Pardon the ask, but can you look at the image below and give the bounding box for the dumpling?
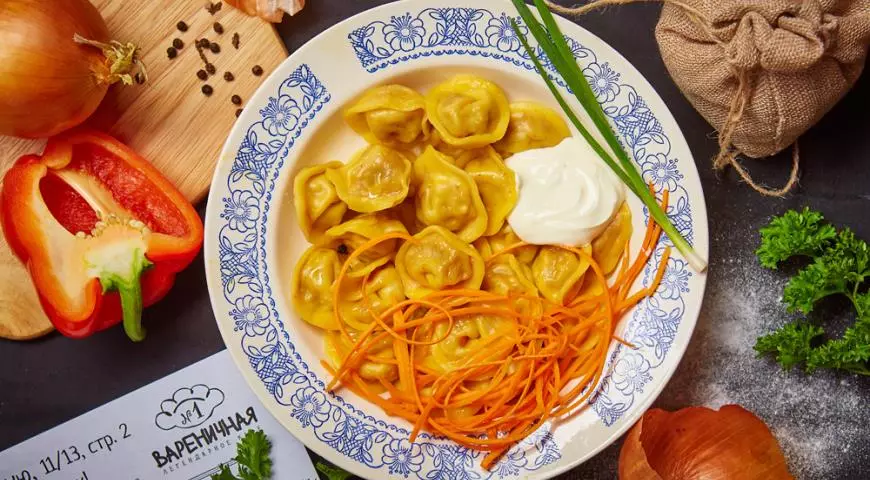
[323,213,408,275]
[532,245,593,305]
[293,162,348,243]
[455,147,517,236]
[428,128,469,160]
[574,270,606,304]
[388,198,422,235]
[473,224,538,265]
[395,226,485,299]
[416,315,516,375]
[425,74,510,148]
[337,265,406,331]
[292,246,341,330]
[324,213,408,255]
[592,202,633,275]
[325,330,398,384]
[344,85,428,147]
[445,403,483,423]
[494,102,571,154]
[326,145,412,213]
[413,146,487,243]
[482,254,538,297]
[396,141,427,161]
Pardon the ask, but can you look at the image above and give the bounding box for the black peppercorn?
[224,72,235,82]
[177,21,189,32]
[199,38,211,49]
[231,95,242,105]
[232,33,240,49]
[197,69,208,80]
[172,38,184,49]
[206,63,216,75]
[210,43,221,54]
[252,65,263,76]
[337,244,349,255]
[166,47,177,59]
[235,108,243,118]
[202,84,213,96]
[214,22,224,34]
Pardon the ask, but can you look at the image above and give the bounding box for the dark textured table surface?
[2,1,869,479]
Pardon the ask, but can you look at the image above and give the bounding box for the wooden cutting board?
[0,0,287,340]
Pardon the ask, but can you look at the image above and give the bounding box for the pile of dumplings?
[291,74,632,385]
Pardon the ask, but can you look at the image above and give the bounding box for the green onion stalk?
[510,0,707,272]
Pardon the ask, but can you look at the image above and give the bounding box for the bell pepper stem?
[97,248,151,342]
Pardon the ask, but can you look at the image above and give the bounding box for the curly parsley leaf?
[211,429,273,480]
[756,209,870,375]
[236,429,272,480]
[782,229,870,315]
[213,465,239,480]
[807,294,870,375]
[754,322,824,370]
[315,461,354,480]
[756,207,837,269]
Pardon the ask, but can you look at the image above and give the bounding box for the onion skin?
[619,416,659,480]
[619,405,793,480]
[0,0,111,138]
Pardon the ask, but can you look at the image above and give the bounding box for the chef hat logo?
[155,384,226,431]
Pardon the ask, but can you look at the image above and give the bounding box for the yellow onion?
[619,405,793,480]
[0,0,142,138]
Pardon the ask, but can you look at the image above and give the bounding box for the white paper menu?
[0,351,318,480]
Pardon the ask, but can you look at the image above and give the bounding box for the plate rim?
[204,1,709,478]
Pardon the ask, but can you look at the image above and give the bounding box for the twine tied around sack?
[546,0,805,196]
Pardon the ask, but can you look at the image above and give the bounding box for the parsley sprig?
[315,461,354,480]
[755,208,870,375]
[213,429,273,480]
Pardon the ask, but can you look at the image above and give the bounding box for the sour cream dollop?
[505,137,625,246]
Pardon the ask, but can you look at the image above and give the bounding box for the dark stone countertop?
[1,1,868,479]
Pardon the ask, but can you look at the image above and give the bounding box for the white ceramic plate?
[205,1,709,477]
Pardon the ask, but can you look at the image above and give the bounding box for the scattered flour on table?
[657,252,870,479]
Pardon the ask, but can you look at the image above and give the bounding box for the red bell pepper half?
[1,129,203,341]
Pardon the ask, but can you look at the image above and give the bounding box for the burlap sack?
[548,0,870,195]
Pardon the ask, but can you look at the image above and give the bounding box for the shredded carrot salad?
[320,192,670,470]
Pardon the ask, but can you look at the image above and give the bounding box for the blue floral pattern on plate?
[584,62,621,102]
[216,6,697,478]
